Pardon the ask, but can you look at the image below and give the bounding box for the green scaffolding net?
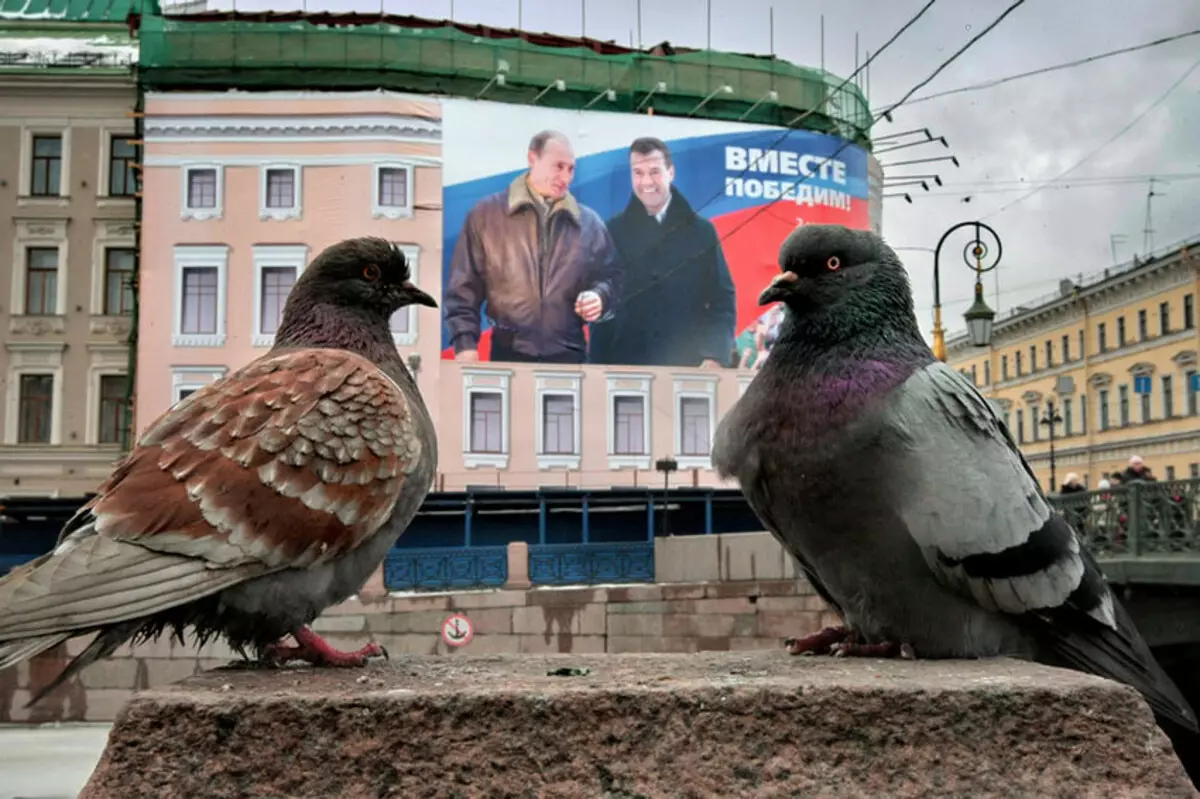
[136,14,873,146]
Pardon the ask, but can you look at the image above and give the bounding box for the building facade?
[0,20,137,497]
[947,240,1200,489]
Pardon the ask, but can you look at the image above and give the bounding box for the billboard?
[441,99,874,368]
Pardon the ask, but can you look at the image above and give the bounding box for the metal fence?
[1054,478,1200,558]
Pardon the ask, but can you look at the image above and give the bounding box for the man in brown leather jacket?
[443,130,620,364]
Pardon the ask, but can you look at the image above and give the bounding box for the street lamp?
[1039,400,1064,492]
[654,457,678,536]
[931,221,1004,360]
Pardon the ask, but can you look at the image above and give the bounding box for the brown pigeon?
[0,237,439,705]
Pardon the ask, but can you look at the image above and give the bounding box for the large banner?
[441,99,872,368]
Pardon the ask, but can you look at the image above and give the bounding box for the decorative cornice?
[1128,361,1156,377]
[1173,349,1197,368]
[1021,390,1043,405]
[1088,372,1113,389]
[144,114,443,144]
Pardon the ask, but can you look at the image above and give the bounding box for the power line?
[872,28,1200,111]
[982,52,1200,220]
[912,174,1200,196]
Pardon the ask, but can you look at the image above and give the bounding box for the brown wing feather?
[85,347,424,570]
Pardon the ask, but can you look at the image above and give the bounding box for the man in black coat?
[588,137,737,367]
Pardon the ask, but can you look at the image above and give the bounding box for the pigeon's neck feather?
[273,300,406,374]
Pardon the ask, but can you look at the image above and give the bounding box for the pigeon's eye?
[362,264,382,282]
[826,256,841,272]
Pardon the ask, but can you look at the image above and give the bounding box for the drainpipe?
[123,65,145,447]
[1080,290,1093,481]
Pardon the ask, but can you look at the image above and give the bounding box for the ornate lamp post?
[655,457,678,536]
[931,221,1003,360]
[1039,400,1065,492]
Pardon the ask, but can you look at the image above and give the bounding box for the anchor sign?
[441,613,474,647]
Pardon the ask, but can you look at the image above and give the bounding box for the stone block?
[512,603,606,636]
[143,658,202,688]
[388,594,452,614]
[606,601,669,615]
[605,584,665,603]
[516,634,605,655]
[78,658,143,690]
[662,613,737,638]
[606,613,663,638]
[369,610,452,635]
[757,610,820,640]
[526,587,605,607]
[311,614,367,634]
[692,597,756,615]
[450,590,529,610]
[79,654,1196,799]
[754,596,810,612]
[84,689,136,722]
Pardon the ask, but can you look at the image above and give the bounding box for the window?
[373,164,412,219]
[983,360,991,385]
[173,245,229,347]
[385,243,422,346]
[260,165,302,220]
[1185,294,1195,330]
[1078,330,1085,359]
[1001,355,1009,380]
[1097,322,1107,353]
[1162,375,1174,418]
[171,366,227,405]
[1191,463,1199,479]
[1188,370,1199,416]
[1080,393,1088,433]
[1160,301,1171,335]
[24,247,58,315]
[1098,389,1110,431]
[103,247,135,316]
[1016,409,1025,443]
[1061,334,1070,362]
[30,135,62,196]
[1118,384,1129,426]
[614,396,646,455]
[1044,340,1053,368]
[1166,465,1176,481]
[1029,347,1037,373]
[1140,390,1151,424]
[181,165,222,220]
[1030,404,1040,441]
[97,374,127,446]
[251,245,306,346]
[1062,397,1073,436]
[108,136,137,197]
[1001,410,1011,432]
[178,388,196,401]
[1117,316,1126,347]
[181,268,219,335]
[679,397,712,457]
[18,374,53,444]
[469,392,503,453]
[1015,351,1022,375]
[541,395,575,455]
[1138,309,1148,340]
[969,364,977,385]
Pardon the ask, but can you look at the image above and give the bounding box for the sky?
[203,0,1200,341]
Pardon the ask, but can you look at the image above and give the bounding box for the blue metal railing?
[528,541,655,586]
[382,545,508,591]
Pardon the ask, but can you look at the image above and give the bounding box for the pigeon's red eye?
[826,256,841,272]
[362,265,381,282]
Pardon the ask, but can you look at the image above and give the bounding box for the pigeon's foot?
[265,626,390,667]
[831,640,917,660]
[784,625,848,655]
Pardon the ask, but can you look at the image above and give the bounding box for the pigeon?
[713,224,1198,762]
[0,237,439,706]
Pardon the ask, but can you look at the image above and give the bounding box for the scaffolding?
[134,12,873,146]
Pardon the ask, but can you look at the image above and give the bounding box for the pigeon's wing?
[882,360,1196,732]
[0,348,426,643]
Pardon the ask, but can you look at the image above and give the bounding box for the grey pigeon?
[713,224,1198,766]
[0,237,439,705]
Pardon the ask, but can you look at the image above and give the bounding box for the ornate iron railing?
[528,542,655,586]
[382,545,508,591]
[1052,478,1200,559]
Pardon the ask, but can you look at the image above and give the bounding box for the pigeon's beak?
[758,271,798,306]
[401,281,439,309]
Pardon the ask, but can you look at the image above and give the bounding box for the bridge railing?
[1051,478,1200,559]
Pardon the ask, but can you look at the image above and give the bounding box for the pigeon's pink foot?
[784,625,848,655]
[265,625,389,667]
[831,640,917,660]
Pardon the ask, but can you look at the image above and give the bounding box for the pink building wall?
[138,91,758,491]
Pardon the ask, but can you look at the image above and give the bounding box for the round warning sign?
[441,613,474,647]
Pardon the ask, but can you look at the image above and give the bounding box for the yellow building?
[946,238,1200,491]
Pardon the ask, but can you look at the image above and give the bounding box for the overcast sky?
[210,0,1200,341]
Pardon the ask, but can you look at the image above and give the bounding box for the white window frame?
[533,371,582,470]
[258,163,302,221]
[673,374,719,470]
[172,244,230,347]
[372,162,414,220]
[98,125,138,203]
[90,223,136,316]
[605,372,653,470]
[180,164,224,221]
[389,242,421,347]
[462,367,511,469]
[737,374,753,398]
[170,366,228,405]
[20,125,70,202]
[251,244,308,347]
[87,367,129,447]
[4,342,66,446]
[11,221,68,317]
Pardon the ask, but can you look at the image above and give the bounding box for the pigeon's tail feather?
[25,621,139,708]
[1035,592,1197,734]
[0,633,70,671]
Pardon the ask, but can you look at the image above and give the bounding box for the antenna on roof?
[636,0,642,48]
[769,6,774,56]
